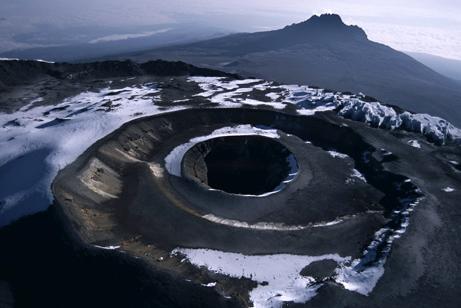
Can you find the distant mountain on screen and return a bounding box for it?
[408,52,461,82]
[123,14,461,126]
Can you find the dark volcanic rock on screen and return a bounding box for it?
[0,207,240,308]
[140,60,238,78]
[0,59,238,91]
[300,260,338,280]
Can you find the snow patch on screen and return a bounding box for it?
[189,76,461,144]
[0,83,187,226]
[94,245,121,250]
[189,77,286,110]
[201,282,217,288]
[407,139,421,148]
[265,92,280,101]
[327,151,349,159]
[348,169,367,183]
[172,248,345,308]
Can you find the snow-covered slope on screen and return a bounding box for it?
[0,82,185,225]
[2,74,459,226]
[190,77,461,145]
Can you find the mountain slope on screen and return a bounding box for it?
[408,52,461,82]
[124,14,461,126]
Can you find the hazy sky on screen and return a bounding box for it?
[1,0,460,59]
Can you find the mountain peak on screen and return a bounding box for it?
[283,13,368,41]
[309,13,344,24]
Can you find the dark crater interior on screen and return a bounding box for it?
[183,136,293,195]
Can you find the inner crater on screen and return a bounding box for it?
[181,135,297,195]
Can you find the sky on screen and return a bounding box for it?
[1,0,460,60]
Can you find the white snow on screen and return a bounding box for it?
[34,59,55,64]
[202,214,307,231]
[281,85,339,116]
[338,102,461,145]
[265,92,280,101]
[0,83,187,226]
[164,125,280,177]
[173,98,190,103]
[407,139,421,148]
[172,248,345,308]
[348,169,367,183]
[442,187,455,192]
[202,213,353,231]
[171,199,421,307]
[338,99,401,129]
[94,245,121,250]
[189,77,286,110]
[189,77,461,144]
[399,112,461,144]
[201,282,217,288]
[327,150,349,159]
[296,106,336,116]
[240,98,286,110]
[190,77,262,97]
[336,196,422,295]
[334,259,385,295]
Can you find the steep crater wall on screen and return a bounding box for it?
[182,136,293,195]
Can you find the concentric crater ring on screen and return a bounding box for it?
[54,108,386,253]
[52,108,422,306]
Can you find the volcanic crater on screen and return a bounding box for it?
[50,107,431,306]
[182,135,297,196]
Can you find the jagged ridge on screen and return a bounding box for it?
[0,59,238,91]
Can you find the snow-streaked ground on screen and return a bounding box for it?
[191,77,461,145]
[172,248,345,308]
[174,197,422,307]
[0,83,185,226]
[200,213,344,231]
